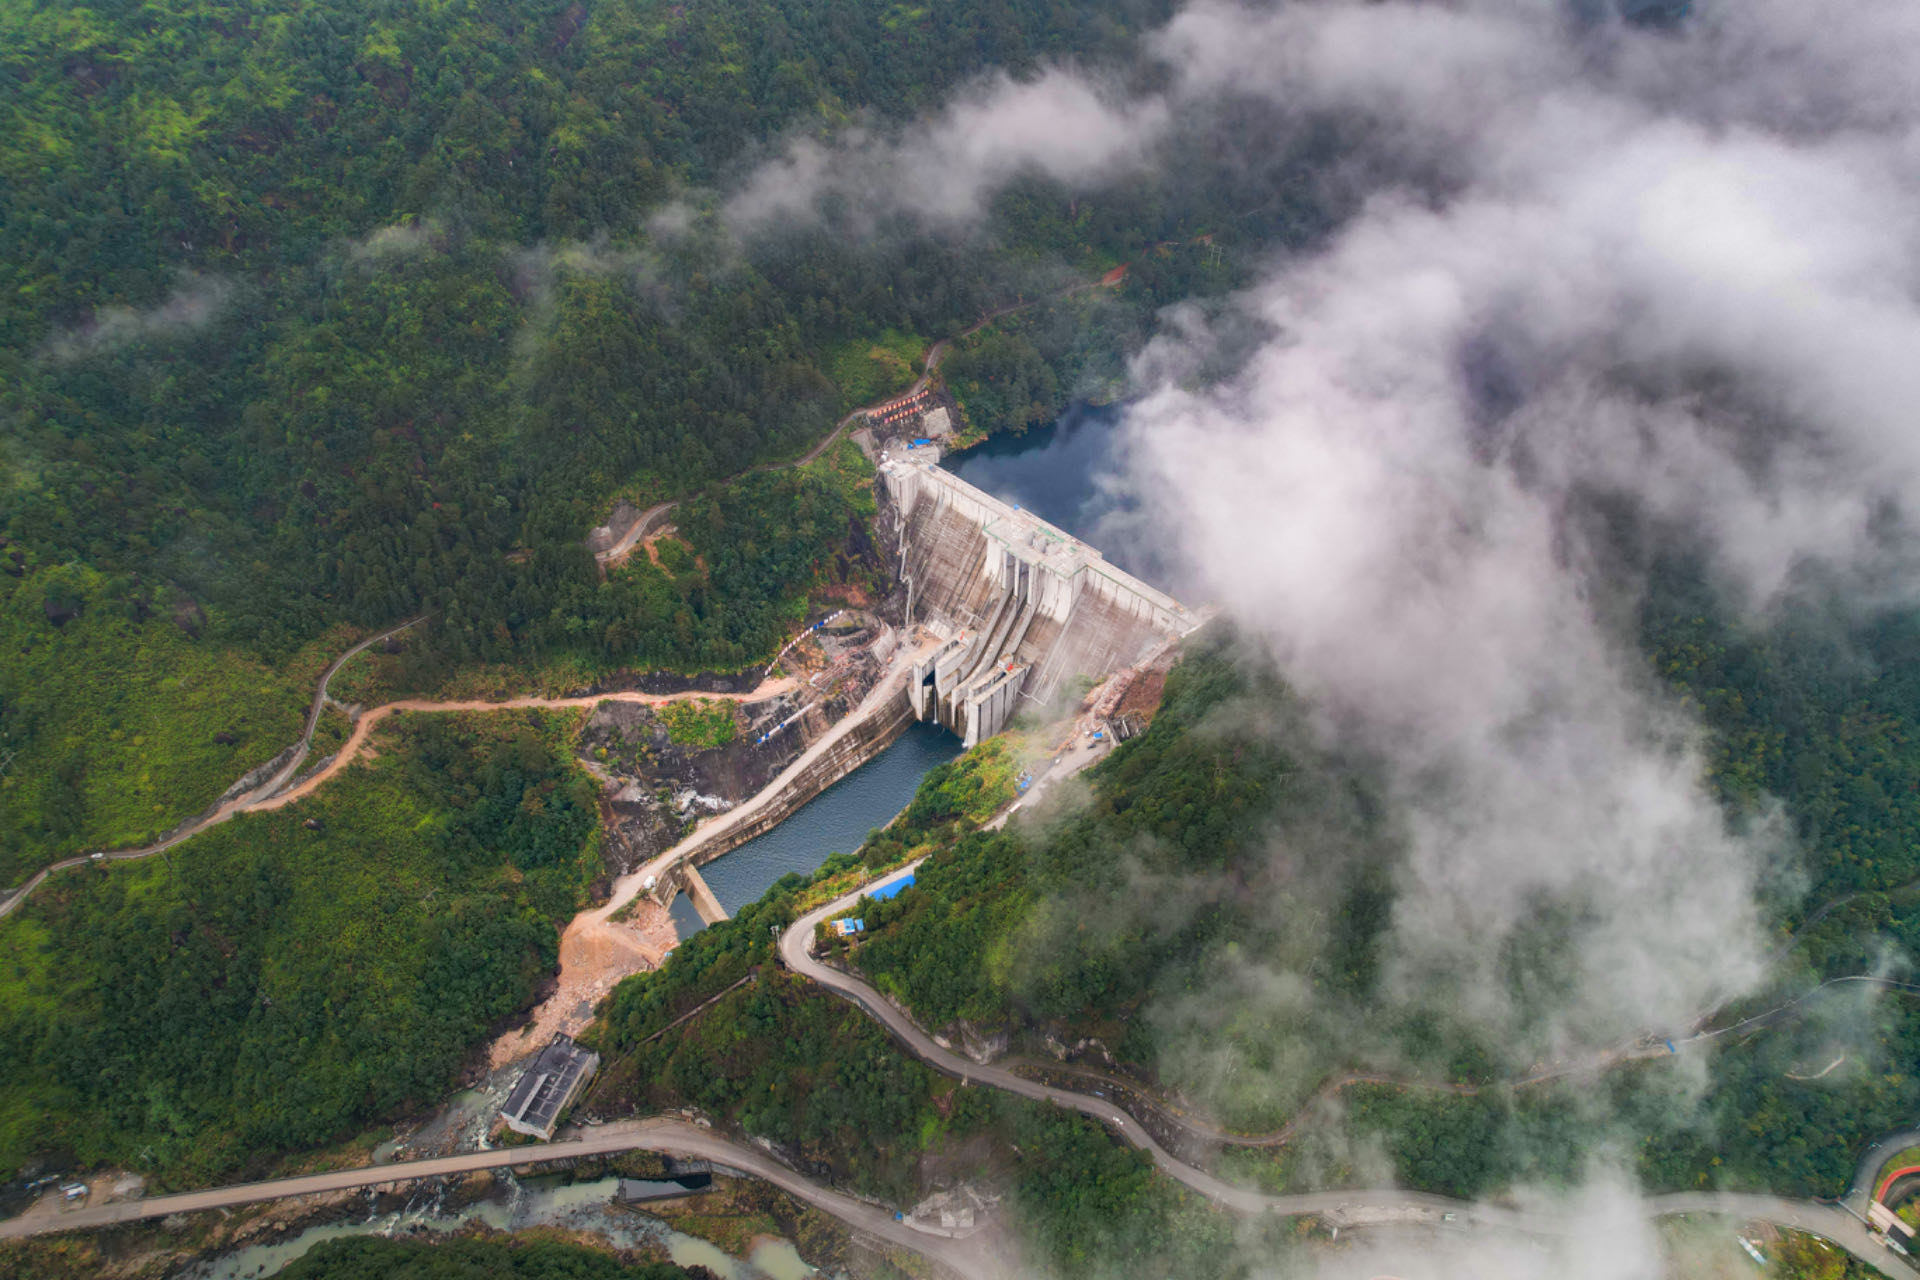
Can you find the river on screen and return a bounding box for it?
[674,722,959,938]
[183,1173,815,1280]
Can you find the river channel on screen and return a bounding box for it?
[672,722,959,939]
[184,1173,814,1280]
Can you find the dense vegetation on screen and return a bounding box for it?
[0,567,343,880]
[588,753,1264,1279]
[0,710,597,1184]
[857,632,1437,1129]
[280,1237,698,1280]
[845,595,1920,1202]
[0,0,1226,879]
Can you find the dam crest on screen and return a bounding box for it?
[884,455,1199,746]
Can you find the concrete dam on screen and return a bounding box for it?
[884,455,1199,747]
[634,452,1199,917]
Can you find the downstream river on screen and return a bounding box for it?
[673,722,960,938]
[186,1173,814,1280]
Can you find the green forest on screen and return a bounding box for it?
[0,0,1301,878]
[846,604,1920,1203]
[279,1237,698,1280]
[0,709,598,1184]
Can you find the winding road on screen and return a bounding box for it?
[5,862,1917,1278]
[781,863,1920,1278]
[0,620,792,921]
[0,616,425,921]
[5,260,1913,1271]
[0,1118,1000,1278]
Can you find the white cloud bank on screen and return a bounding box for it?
[724,67,1170,233]
[1117,0,1920,1054]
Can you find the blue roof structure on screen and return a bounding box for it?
[870,874,915,901]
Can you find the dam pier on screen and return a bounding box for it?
[886,453,1196,746]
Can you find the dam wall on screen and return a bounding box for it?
[884,458,1198,746]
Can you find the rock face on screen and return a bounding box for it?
[578,614,895,877]
[583,499,643,555]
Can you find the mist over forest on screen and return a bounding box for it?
[7,0,1920,1276]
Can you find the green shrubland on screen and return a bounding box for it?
[0,710,596,1185]
[0,566,335,881]
[656,700,740,750]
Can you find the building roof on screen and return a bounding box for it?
[502,1035,599,1137]
[869,874,915,901]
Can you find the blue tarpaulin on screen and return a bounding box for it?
[869,874,915,901]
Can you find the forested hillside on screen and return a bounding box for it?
[0,710,599,1183]
[0,0,1210,876]
[851,613,1920,1201]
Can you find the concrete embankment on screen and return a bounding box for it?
[678,863,730,924]
[675,688,915,881]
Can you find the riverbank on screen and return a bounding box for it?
[498,628,948,1064]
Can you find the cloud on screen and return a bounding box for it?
[346,218,445,265]
[723,68,1170,233]
[1109,0,1920,1065]
[42,274,232,362]
[1295,1171,1669,1280]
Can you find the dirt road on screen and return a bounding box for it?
[498,631,944,1062]
[254,679,794,811]
[0,617,426,921]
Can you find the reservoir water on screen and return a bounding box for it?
[676,721,959,937]
[945,401,1168,585]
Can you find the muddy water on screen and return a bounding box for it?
[183,1174,814,1279]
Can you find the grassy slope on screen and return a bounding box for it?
[829,328,926,413]
[0,709,596,1185]
[0,565,348,883]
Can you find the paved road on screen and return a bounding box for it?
[0,616,426,921]
[782,868,1920,1278]
[0,1119,1001,1277]
[1850,1129,1920,1213]
[5,864,1913,1279]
